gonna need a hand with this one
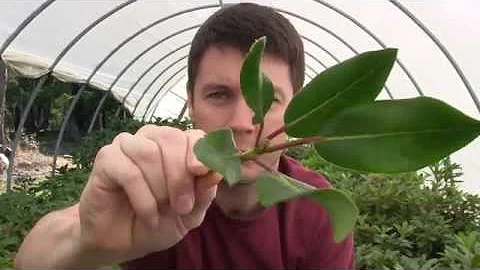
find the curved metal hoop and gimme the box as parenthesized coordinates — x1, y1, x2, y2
(87, 25, 200, 134)
(149, 74, 187, 122)
(133, 55, 188, 117)
(141, 66, 188, 121)
(312, 0, 424, 97)
(51, 5, 220, 175)
(390, 0, 480, 113)
(275, 8, 395, 99)
(2, 0, 135, 188)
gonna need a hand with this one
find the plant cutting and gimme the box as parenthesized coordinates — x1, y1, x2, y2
(193, 36, 480, 243)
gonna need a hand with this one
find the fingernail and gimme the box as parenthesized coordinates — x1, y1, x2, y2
(176, 193, 194, 215)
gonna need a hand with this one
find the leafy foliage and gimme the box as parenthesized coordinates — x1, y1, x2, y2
(0, 169, 90, 268)
(5, 75, 122, 137)
(285, 48, 397, 137)
(71, 116, 191, 169)
(300, 146, 480, 269)
(440, 231, 480, 269)
(314, 97, 480, 173)
(257, 171, 357, 242)
(240, 36, 274, 124)
(194, 129, 240, 185)
(1, 147, 478, 268)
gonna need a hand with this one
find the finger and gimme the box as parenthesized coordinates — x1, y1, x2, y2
(94, 143, 160, 230)
(182, 183, 217, 230)
(114, 132, 168, 204)
(136, 125, 195, 215)
(185, 129, 209, 176)
(196, 171, 223, 191)
(186, 129, 223, 191)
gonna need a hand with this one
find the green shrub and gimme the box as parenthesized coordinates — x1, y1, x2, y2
(0, 169, 89, 268)
(2, 139, 478, 268)
(299, 147, 480, 269)
(441, 231, 480, 269)
(71, 117, 191, 169)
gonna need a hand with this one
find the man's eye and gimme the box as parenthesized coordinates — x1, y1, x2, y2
(207, 92, 230, 100)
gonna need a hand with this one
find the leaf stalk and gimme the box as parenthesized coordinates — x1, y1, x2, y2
(238, 135, 326, 161)
(266, 125, 286, 140)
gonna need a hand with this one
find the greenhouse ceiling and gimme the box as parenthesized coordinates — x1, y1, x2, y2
(0, 0, 479, 193)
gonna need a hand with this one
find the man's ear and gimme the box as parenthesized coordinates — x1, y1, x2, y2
(187, 90, 194, 119)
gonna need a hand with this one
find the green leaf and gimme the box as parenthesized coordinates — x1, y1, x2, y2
(285, 48, 398, 137)
(257, 172, 358, 242)
(314, 97, 480, 173)
(240, 36, 274, 124)
(193, 129, 241, 185)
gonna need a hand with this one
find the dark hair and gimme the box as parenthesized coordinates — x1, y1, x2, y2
(187, 2, 305, 93)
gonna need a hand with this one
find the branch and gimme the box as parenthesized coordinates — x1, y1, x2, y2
(265, 125, 286, 140)
(238, 135, 326, 161)
(255, 121, 264, 147)
(252, 159, 275, 173)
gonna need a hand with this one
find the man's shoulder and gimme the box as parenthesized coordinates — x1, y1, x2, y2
(279, 155, 334, 229)
(279, 155, 331, 189)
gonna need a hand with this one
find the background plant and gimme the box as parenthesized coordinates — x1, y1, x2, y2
(300, 145, 480, 269)
(71, 116, 191, 169)
(0, 169, 89, 267)
(1, 144, 478, 268)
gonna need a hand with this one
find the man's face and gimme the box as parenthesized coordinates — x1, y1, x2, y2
(189, 45, 294, 183)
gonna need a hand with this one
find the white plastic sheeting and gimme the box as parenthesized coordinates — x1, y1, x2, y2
(0, 0, 479, 193)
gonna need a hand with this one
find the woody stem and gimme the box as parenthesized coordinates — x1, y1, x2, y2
(255, 121, 264, 147)
(265, 125, 286, 141)
(239, 135, 326, 161)
(252, 159, 275, 173)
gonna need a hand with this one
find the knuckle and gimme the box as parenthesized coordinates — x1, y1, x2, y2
(137, 125, 187, 145)
(186, 129, 206, 137)
(136, 139, 160, 164)
(137, 124, 179, 136)
(159, 126, 185, 141)
(113, 131, 133, 142)
(136, 124, 158, 134)
(95, 144, 114, 162)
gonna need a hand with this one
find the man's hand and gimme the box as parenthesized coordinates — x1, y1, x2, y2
(15, 125, 223, 268)
(78, 125, 222, 259)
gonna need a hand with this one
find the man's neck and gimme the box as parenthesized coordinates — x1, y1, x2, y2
(215, 181, 263, 220)
(214, 156, 283, 219)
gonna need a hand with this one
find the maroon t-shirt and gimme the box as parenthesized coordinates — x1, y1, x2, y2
(122, 155, 355, 269)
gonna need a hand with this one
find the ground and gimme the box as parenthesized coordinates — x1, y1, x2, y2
(0, 133, 74, 194)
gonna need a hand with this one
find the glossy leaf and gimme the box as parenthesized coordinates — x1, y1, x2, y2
(285, 48, 397, 137)
(257, 172, 358, 242)
(240, 36, 274, 124)
(193, 129, 241, 186)
(315, 97, 480, 173)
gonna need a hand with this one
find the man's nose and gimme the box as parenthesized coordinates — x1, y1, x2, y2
(229, 97, 255, 134)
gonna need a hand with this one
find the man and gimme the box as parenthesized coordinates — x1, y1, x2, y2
(15, 3, 354, 269)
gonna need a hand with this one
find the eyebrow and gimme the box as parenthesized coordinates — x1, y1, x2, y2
(201, 83, 233, 93)
(201, 82, 286, 99)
